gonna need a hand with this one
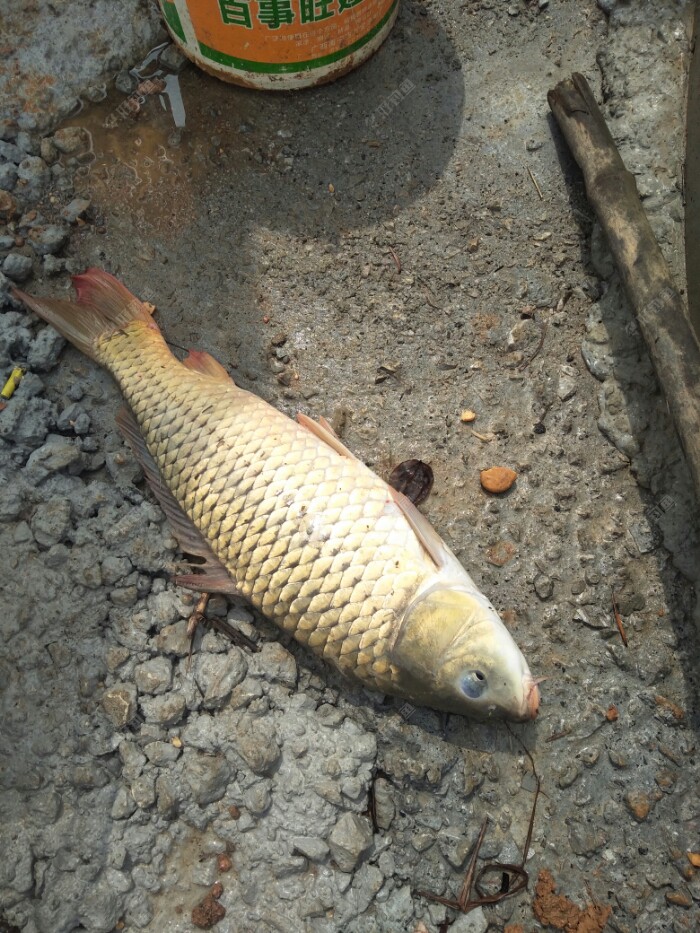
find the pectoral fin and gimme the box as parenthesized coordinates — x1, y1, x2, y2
(296, 412, 357, 460)
(116, 406, 241, 596)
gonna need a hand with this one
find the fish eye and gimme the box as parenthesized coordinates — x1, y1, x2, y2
(461, 670, 487, 699)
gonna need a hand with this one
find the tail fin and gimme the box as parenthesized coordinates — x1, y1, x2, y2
(13, 268, 158, 361)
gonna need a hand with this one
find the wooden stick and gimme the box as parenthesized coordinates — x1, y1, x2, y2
(548, 73, 700, 503)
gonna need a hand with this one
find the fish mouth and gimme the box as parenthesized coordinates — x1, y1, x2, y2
(521, 675, 540, 720)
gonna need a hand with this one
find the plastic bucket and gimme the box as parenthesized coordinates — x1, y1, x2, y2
(158, 0, 399, 90)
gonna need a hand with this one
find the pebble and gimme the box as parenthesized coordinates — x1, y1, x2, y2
(0, 189, 18, 220)
(292, 836, 330, 861)
(480, 466, 517, 494)
(194, 649, 248, 709)
(16, 156, 50, 203)
(111, 785, 137, 820)
(102, 684, 138, 727)
(29, 223, 70, 256)
(144, 740, 181, 766)
(27, 326, 65, 370)
(256, 641, 297, 687)
(625, 789, 653, 821)
(30, 497, 71, 547)
(0, 163, 18, 190)
(183, 752, 232, 806)
(328, 812, 374, 872)
(534, 573, 554, 600)
(56, 401, 91, 435)
(2, 251, 33, 282)
(131, 773, 156, 809)
(51, 126, 88, 154)
(233, 714, 280, 774)
(134, 657, 173, 695)
(140, 692, 187, 726)
(61, 197, 91, 223)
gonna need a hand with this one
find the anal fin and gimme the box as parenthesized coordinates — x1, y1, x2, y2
(115, 406, 241, 596)
(297, 412, 358, 460)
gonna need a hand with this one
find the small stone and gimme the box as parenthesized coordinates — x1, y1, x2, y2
(556, 761, 582, 788)
(191, 893, 226, 929)
(52, 126, 89, 154)
(16, 156, 49, 202)
(183, 752, 232, 806)
(102, 684, 138, 727)
(2, 251, 33, 281)
(61, 197, 91, 223)
(328, 812, 374, 872)
(194, 649, 248, 708)
(480, 466, 517, 494)
(153, 620, 191, 656)
(131, 773, 156, 809)
(0, 189, 18, 220)
(257, 641, 297, 687)
(373, 777, 395, 830)
(460, 409, 477, 423)
(292, 837, 329, 861)
(134, 657, 173, 695)
(156, 773, 181, 817)
(625, 789, 652, 821)
(30, 497, 72, 547)
(0, 162, 17, 191)
(140, 692, 187, 726)
(57, 402, 90, 435)
(234, 714, 280, 774)
(144, 741, 182, 768)
(111, 785, 137, 820)
(439, 827, 476, 869)
(29, 223, 70, 256)
(485, 540, 516, 567)
(40, 137, 58, 165)
(216, 854, 232, 873)
(568, 822, 606, 856)
(534, 573, 554, 600)
(449, 907, 488, 933)
(27, 326, 65, 370)
(665, 890, 693, 909)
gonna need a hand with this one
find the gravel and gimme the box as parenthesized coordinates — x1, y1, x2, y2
(0, 2, 699, 933)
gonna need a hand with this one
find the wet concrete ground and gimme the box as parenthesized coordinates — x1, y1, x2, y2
(1, 1, 699, 931)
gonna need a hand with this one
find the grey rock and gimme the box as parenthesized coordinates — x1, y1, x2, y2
(40, 137, 58, 165)
(450, 907, 488, 933)
(61, 197, 91, 223)
(111, 784, 137, 820)
(244, 782, 272, 815)
(115, 71, 136, 94)
(0, 118, 16, 140)
(71, 762, 110, 788)
(43, 254, 65, 276)
(0, 233, 15, 249)
(144, 740, 181, 766)
(78, 875, 123, 932)
(57, 402, 90, 435)
(0, 397, 55, 447)
(0, 163, 18, 190)
(328, 812, 374, 872)
(194, 649, 248, 709)
(234, 713, 280, 774)
(534, 573, 554, 600)
(27, 326, 65, 370)
(153, 620, 191, 656)
(0, 484, 24, 522)
(119, 740, 147, 782)
(372, 777, 395, 830)
(16, 155, 50, 202)
(160, 43, 188, 72)
(30, 496, 71, 547)
(130, 773, 156, 809)
(134, 657, 173, 695)
(25, 434, 83, 482)
(52, 126, 89, 154)
(101, 555, 133, 585)
(438, 826, 476, 869)
(292, 836, 330, 861)
(16, 131, 38, 155)
(29, 223, 70, 256)
(257, 641, 297, 687)
(568, 821, 606, 856)
(0, 140, 24, 163)
(183, 751, 232, 805)
(102, 683, 138, 727)
(140, 692, 186, 725)
(155, 773, 181, 817)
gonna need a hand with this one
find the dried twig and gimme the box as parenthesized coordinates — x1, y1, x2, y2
(528, 167, 544, 200)
(386, 246, 402, 273)
(611, 589, 628, 647)
(416, 728, 540, 915)
(186, 593, 210, 670)
(518, 319, 547, 370)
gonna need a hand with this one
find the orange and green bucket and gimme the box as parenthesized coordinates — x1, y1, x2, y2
(158, 0, 399, 89)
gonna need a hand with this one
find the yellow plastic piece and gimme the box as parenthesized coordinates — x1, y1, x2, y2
(1, 367, 23, 399)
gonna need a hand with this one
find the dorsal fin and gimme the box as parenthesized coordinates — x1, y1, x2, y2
(296, 412, 357, 460)
(182, 349, 233, 382)
(387, 486, 467, 579)
(115, 406, 241, 595)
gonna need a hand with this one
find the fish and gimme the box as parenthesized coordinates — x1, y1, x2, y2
(15, 270, 539, 721)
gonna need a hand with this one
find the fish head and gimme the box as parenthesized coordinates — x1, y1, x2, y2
(391, 586, 539, 721)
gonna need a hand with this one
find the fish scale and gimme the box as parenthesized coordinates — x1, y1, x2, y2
(99, 324, 430, 690)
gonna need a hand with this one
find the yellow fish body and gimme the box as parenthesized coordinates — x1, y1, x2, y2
(17, 270, 539, 720)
